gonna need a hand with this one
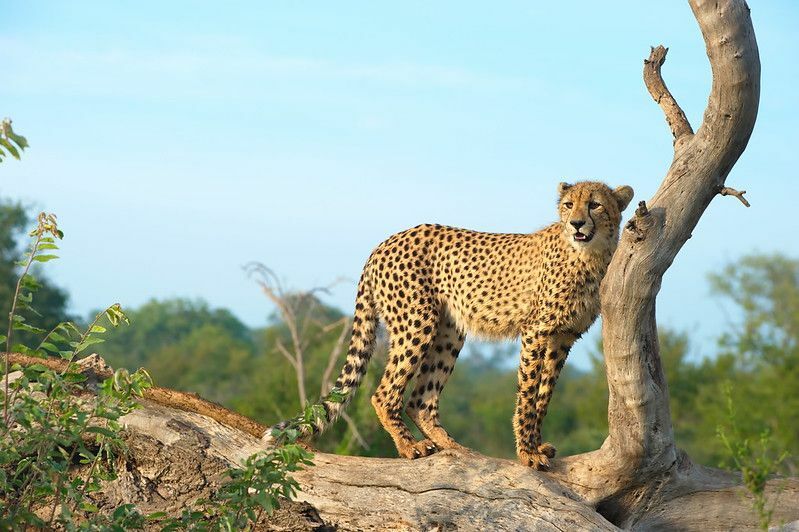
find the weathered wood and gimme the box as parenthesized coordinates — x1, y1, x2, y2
(550, 0, 764, 523)
(118, 396, 797, 531)
(643, 45, 694, 142)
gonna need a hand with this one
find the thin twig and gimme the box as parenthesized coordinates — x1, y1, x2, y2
(320, 318, 352, 395)
(341, 411, 369, 450)
(719, 186, 751, 207)
(275, 340, 298, 370)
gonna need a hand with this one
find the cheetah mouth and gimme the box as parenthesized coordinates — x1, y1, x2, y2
(573, 231, 594, 243)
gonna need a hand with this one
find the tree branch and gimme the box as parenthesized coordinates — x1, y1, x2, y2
(275, 340, 298, 370)
(340, 411, 369, 450)
(643, 45, 694, 144)
(719, 186, 751, 207)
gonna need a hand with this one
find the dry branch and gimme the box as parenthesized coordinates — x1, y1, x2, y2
(245, 262, 369, 450)
(643, 45, 694, 143)
(719, 185, 751, 207)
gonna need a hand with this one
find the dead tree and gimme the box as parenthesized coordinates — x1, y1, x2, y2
(245, 262, 367, 449)
(548, 0, 763, 524)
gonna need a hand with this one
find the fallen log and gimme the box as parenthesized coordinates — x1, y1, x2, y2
(7, 354, 797, 531)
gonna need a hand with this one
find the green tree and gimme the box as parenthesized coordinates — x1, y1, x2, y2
(97, 298, 259, 408)
(700, 254, 798, 472)
(146, 323, 257, 404)
(98, 298, 254, 370)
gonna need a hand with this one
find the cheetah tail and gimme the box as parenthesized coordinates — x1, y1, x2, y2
(263, 275, 378, 444)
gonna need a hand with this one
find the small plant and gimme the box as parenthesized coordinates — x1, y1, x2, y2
(0, 118, 28, 163)
(0, 210, 324, 529)
(717, 383, 788, 531)
(0, 212, 153, 529)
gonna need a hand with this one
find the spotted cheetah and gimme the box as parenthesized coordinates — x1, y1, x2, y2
(272, 181, 633, 469)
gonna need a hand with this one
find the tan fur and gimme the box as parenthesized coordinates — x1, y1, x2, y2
(280, 181, 633, 469)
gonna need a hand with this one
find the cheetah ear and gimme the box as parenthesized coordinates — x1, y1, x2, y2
(557, 182, 573, 198)
(614, 185, 634, 211)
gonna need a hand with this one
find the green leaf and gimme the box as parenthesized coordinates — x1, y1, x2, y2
(7, 130, 29, 150)
(75, 336, 105, 354)
(0, 138, 20, 159)
(80, 502, 100, 513)
(104, 304, 129, 327)
(89, 324, 107, 334)
(39, 341, 59, 352)
(21, 274, 42, 290)
(13, 322, 46, 334)
(86, 426, 117, 438)
(63, 372, 88, 383)
(32, 254, 59, 263)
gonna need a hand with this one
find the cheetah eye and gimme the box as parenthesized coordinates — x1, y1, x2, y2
(589, 201, 601, 210)
(563, 202, 573, 209)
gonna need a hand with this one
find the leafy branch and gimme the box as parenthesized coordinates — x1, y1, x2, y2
(0, 119, 28, 163)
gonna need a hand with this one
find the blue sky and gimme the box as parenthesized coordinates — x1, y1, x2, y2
(1, 1, 797, 369)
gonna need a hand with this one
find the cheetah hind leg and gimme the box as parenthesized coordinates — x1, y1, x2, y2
(370, 301, 441, 460)
(405, 317, 469, 452)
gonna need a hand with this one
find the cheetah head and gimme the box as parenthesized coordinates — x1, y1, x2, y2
(557, 181, 634, 251)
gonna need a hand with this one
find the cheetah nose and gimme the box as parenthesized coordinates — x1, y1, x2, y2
(570, 220, 586, 230)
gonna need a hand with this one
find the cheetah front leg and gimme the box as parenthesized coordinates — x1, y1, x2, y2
(530, 332, 575, 464)
(514, 331, 548, 469)
(514, 330, 575, 470)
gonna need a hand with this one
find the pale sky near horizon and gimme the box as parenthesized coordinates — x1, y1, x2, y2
(1, 1, 797, 369)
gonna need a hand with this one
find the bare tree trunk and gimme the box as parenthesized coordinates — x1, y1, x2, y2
(549, 0, 764, 525)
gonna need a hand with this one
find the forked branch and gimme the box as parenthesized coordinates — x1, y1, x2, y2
(643, 45, 694, 144)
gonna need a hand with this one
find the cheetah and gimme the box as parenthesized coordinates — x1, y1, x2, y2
(271, 181, 633, 469)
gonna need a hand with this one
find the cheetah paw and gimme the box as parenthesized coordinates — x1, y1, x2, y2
(518, 449, 551, 470)
(400, 439, 438, 459)
(537, 442, 557, 459)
